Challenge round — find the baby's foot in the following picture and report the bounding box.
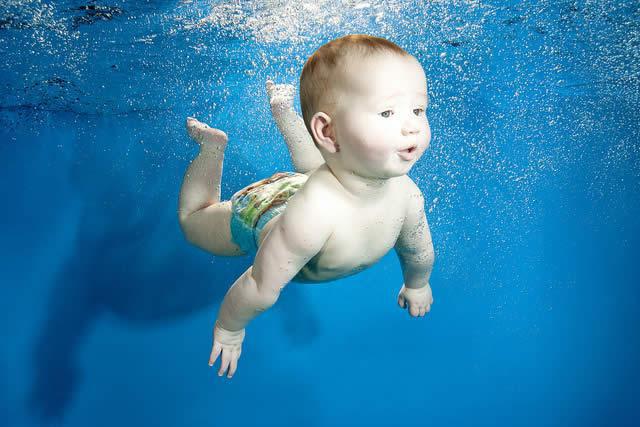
[186,117,228,149]
[265,79,295,115]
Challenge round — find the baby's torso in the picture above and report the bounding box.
[298,192,406,282]
[258,168,410,283]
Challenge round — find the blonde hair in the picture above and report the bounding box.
[299,34,411,138]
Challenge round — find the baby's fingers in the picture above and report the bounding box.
[218,348,232,377]
[227,353,239,379]
[418,304,433,317]
[398,294,406,309]
[409,305,421,317]
[209,341,222,367]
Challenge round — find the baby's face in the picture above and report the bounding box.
[331,53,431,179]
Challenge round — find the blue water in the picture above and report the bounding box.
[1,1,639,426]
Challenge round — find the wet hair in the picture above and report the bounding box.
[299,34,411,138]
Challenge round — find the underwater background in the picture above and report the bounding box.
[1,1,639,426]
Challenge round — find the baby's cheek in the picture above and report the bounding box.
[356,135,386,160]
[369,144,392,162]
[424,124,432,147]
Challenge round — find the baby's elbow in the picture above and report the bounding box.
[243,265,281,309]
[426,254,435,274]
[411,247,434,271]
[426,246,435,266]
[257,286,282,310]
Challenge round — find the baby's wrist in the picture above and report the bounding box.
[214,320,245,345]
[404,280,430,290]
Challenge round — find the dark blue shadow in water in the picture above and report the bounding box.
[13,113,320,421]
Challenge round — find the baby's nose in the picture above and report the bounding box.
[401,121,420,136]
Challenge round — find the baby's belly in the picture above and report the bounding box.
[292,263,360,284]
[291,251,382,284]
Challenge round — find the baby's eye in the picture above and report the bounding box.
[413,108,425,116]
[380,110,393,118]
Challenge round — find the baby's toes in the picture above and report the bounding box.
[265,79,275,95]
[186,116,198,128]
[186,117,208,132]
[267,84,295,109]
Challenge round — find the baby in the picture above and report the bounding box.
[178,34,435,379]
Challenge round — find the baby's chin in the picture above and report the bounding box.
[341,157,420,180]
[372,164,416,179]
[383,158,421,177]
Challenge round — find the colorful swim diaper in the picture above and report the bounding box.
[230,171,308,254]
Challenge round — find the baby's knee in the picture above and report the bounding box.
[177,211,197,242]
[177,208,189,227]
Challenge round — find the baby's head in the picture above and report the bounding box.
[300,34,431,179]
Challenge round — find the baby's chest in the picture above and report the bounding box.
[319,207,405,270]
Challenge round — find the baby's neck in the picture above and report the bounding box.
[322,163,393,202]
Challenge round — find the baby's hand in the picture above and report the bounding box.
[397,283,434,317]
[209,321,245,379]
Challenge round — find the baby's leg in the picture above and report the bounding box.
[178,117,246,256]
[266,80,325,174]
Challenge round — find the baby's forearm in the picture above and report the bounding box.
[216,267,279,331]
[400,252,434,289]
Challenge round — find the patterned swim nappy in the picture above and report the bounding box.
[230,171,308,254]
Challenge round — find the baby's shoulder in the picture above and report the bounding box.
[278,173,339,236]
[391,175,423,204]
[299,167,341,198]
[389,176,425,217]
[290,170,341,209]
[300,181,342,215]
[397,174,421,194]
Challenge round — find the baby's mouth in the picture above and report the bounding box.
[400,145,417,153]
[397,145,418,160]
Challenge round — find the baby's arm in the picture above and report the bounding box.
[394,181,435,317]
[210,186,334,378]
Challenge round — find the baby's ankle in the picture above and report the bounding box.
[270,100,295,116]
[186,117,228,148]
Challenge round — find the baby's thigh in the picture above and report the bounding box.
[185,201,247,257]
[256,212,282,248]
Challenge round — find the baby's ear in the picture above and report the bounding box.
[310,112,339,154]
